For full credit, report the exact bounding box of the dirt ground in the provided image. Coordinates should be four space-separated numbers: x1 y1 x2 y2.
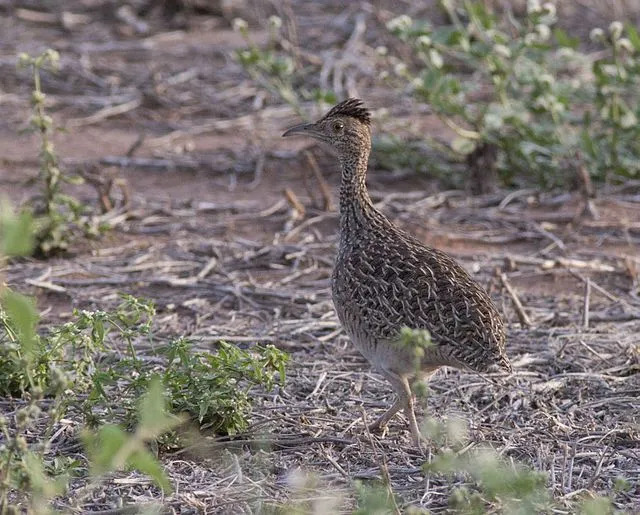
1 1 639 513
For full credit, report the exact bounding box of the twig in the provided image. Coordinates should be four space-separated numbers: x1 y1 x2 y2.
306 371 328 399
582 278 591 329
499 272 533 328
532 222 566 250
196 257 218 280
567 269 620 303
358 407 401 515
99 156 203 172
321 446 350 479
172 435 355 455
125 133 146 157
498 188 537 210
247 153 265 190
25 279 67 293
380 457 402 515
283 212 337 241
304 150 333 211
66 97 141 127
586 447 609 489
283 187 306 218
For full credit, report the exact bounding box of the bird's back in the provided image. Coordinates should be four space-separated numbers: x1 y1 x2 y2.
332 215 509 375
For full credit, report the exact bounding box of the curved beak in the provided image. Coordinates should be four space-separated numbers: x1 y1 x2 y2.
282 122 322 139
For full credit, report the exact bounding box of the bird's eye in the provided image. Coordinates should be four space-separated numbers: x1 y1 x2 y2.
332 121 345 133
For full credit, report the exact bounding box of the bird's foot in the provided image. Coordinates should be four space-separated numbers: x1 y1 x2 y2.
366 418 389 438
407 409 428 450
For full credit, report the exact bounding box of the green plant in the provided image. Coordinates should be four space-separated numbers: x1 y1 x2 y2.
233 16 335 117
385 1 640 188
420 417 623 515
0 202 289 511
82 376 182 494
0 204 44 397
585 22 640 183
0 377 180 512
353 479 401 515
386 2 571 188
17 50 105 255
370 135 464 186
430 447 550 513
159 337 288 434
0 204 68 511
0 293 154 399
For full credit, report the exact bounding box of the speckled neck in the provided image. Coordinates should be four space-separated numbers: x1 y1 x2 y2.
337 144 386 239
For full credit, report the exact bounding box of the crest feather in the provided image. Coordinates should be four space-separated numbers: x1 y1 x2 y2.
322 98 371 126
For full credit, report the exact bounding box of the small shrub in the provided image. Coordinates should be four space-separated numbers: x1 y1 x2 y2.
233 16 335 116
82 377 182 494
0 202 289 511
160 337 288 434
17 50 109 255
421 417 619 515
384 2 640 188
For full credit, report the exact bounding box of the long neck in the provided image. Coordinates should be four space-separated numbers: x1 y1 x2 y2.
338 145 385 235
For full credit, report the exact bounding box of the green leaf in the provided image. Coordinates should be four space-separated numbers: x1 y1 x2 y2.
23 451 67 500
91 318 105 346
619 109 637 129
1 289 39 358
139 375 180 438
554 28 579 49
468 1 494 30
423 449 459 473
198 398 211 422
84 424 127 475
353 480 399 515
61 174 85 185
0 206 34 257
580 496 614 515
625 22 640 51
128 449 172 493
83 423 173 493
446 29 464 46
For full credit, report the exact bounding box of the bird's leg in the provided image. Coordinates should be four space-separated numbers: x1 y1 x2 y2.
367 395 404 432
402 379 423 447
369 371 425 446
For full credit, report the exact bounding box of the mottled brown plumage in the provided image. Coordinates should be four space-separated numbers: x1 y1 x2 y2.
283 99 511 445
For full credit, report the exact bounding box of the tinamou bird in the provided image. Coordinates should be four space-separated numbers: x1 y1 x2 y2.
283 99 511 445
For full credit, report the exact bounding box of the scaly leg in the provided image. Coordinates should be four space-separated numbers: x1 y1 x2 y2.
369 370 424 446
368 395 404 431
402 379 423 447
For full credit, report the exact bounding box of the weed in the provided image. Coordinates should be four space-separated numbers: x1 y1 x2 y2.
419 417 621 515
0 202 289 511
82 376 183 495
17 50 107 255
586 22 640 183
370 135 464 187
384 2 640 189
353 479 402 515
233 17 335 117
159 337 288 434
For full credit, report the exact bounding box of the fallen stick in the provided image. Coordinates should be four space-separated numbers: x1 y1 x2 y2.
499 272 533 328
583 278 591 329
304 150 333 211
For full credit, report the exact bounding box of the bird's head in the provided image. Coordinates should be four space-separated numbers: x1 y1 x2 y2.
282 98 371 157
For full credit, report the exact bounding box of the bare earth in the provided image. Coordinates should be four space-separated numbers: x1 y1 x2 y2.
1 1 639 513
